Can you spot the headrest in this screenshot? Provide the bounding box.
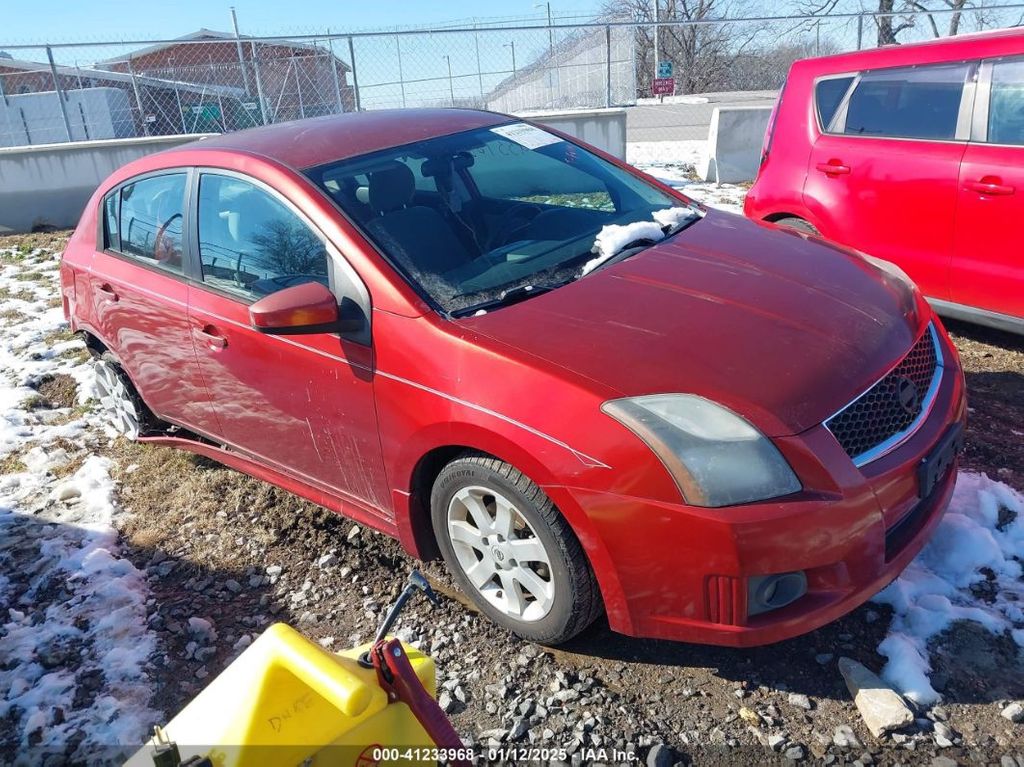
[368,162,415,213]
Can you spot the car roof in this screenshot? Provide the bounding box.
[796,26,1024,74]
[168,108,511,170]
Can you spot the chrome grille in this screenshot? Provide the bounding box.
[825,325,943,466]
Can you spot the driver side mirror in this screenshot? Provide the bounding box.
[249,281,343,335]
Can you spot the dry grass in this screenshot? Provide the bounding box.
[0,451,27,475]
[30,374,79,410]
[109,439,310,571]
[0,285,36,302]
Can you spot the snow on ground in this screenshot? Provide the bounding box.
[0,246,160,761]
[874,473,1024,706]
[628,139,748,215]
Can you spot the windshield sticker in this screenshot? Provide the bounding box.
[491,123,563,150]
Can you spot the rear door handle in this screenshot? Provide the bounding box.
[815,162,851,176]
[97,283,119,302]
[195,325,228,350]
[964,179,1015,196]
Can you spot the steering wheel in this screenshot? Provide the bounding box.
[492,204,544,247]
[153,213,183,266]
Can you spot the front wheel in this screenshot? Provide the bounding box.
[431,454,602,644]
[772,216,820,235]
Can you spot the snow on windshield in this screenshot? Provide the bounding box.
[580,207,700,276]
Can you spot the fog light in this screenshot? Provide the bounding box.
[747,571,807,617]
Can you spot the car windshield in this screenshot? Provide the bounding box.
[305,122,697,315]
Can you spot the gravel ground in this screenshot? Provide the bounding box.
[2,231,1024,765]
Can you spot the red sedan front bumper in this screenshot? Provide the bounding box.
[549,329,967,647]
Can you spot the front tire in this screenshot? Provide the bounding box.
[773,216,820,235]
[431,454,602,644]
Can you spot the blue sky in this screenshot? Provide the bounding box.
[1,0,601,43]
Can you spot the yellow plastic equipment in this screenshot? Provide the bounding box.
[125,623,436,767]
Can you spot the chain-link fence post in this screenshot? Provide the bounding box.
[326,33,345,114]
[230,7,253,96]
[249,41,270,125]
[347,37,361,111]
[126,57,149,137]
[605,25,613,107]
[45,45,73,142]
[395,35,407,109]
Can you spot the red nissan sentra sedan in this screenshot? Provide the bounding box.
[61,110,966,646]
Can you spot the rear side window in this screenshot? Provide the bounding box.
[196,174,330,301]
[815,76,854,130]
[844,63,969,141]
[988,59,1024,145]
[116,173,187,274]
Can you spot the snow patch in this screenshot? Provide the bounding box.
[873,472,1024,705]
[0,246,162,759]
[581,221,665,275]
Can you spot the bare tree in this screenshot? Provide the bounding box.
[607,0,783,95]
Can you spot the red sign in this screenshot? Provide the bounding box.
[652,77,675,96]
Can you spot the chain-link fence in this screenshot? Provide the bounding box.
[2,4,1022,148]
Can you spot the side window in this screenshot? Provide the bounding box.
[988,59,1024,146]
[843,63,969,141]
[197,174,330,300]
[117,173,187,273]
[815,76,854,130]
[102,191,119,251]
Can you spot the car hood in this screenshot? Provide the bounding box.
[459,211,924,437]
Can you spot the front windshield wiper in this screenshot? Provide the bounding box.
[450,283,561,318]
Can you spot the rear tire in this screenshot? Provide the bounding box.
[93,353,155,439]
[773,216,820,235]
[431,453,602,644]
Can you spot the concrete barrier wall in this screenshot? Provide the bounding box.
[517,108,627,160]
[0,134,213,233]
[699,106,773,184]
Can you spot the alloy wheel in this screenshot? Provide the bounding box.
[446,485,555,622]
[93,360,140,439]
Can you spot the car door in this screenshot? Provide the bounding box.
[89,170,221,436]
[950,56,1024,321]
[803,62,974,301]
[185,170,392,515]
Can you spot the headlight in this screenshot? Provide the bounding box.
[602,394,801,507]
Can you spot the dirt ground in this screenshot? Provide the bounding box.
[4,230,1024,765]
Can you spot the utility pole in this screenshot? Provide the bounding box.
[535,2,555,95]
[652,0,659,81]
[229,7,253,96]
[443,55,454,107]
[505,41,517,78]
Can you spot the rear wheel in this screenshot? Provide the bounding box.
[93,353,152,439]
[773,216,819,235]
[431,454,602,644]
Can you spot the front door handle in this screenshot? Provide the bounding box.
[97,283,119,302]
[815,162,851,176]
[195,325,227,350]
[964,178,1015,196]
